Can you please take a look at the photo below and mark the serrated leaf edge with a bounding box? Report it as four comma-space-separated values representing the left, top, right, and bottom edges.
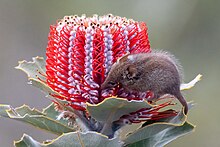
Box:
14, 131, 112, 146
5, 105, 75, 135
13, 133, 40, 147
15, 56, 45, 78
123, 121, 196, 145
86, 97, 155, 109
124, 108, 188, 138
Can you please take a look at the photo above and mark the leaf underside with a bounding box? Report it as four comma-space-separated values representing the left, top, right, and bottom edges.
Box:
126, 122, 194, 147
15, 56, 62, 100
123, 110, 194, 147
14, 131, 121, 147
87, 98, 152, 123
0, 103, 76, 135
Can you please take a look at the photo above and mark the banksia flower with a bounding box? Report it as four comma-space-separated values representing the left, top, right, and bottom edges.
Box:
46, 14, 177, 123
3, 14, 197, 146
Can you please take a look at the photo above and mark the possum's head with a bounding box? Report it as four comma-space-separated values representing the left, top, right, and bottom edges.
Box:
101, 53, 140, 90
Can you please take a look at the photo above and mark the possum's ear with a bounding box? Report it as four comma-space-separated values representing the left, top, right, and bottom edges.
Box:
117, 53, 130, 63
126, 65, 138, 79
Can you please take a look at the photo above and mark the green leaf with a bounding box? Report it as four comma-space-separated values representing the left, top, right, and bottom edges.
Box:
15, 57, 71, 115
15, 57, 61, 97
14, 131, 121, 147
0, 104, 76, 135
87, 97, 153, 136
123, 110, 195, 147
14, 134, 42, 147
30, 78, 60, 96
42, 103, 70, 126
15, 57, 88, 131
153, 122, 194, 147
0, 104, 11, 117
15, 57, 71, 116
127, 122, 194, 147
15, 56, 46, 80
87, 97, 152, 123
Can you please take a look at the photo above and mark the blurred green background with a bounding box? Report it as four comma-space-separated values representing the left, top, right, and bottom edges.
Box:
0, 0, 219, 146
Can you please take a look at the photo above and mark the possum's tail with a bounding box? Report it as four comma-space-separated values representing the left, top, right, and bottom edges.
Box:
176, 92, 188, 114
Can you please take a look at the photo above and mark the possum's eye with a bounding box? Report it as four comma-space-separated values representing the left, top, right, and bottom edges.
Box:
126, 65, 137, 79
133, 72, 142, 80
108, 81, 117, 86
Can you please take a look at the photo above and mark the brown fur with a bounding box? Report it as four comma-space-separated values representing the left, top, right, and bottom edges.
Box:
101, 50, 188, 114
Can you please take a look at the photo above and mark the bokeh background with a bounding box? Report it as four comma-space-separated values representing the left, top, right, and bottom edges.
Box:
0, 0, 219, 146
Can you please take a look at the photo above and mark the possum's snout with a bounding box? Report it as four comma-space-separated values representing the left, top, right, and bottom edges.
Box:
101, 81, 118, 90
100, 82, 108, 90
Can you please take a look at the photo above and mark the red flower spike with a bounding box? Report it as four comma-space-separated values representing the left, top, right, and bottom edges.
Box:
46, 14, 151, 111
45, 14, 177, 123
117, 99, 177, 124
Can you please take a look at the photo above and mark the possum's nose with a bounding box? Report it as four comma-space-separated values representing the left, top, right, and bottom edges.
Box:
101, 81, 110, 90
101, 82, 107, 90
101, 81, 117, 90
